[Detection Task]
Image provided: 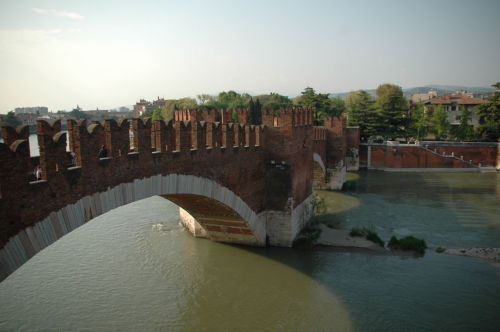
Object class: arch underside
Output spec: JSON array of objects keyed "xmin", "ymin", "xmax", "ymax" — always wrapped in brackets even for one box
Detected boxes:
[
  {"xmin": 163, "ymin": 194, "xmax": 258, "ymax": 245},
  {"xmin": 312, "ymin": 153, "xmax": 327, "ymax": 189},
  {"xmin": 0, "ymin": 174, "xmax": 264, "ymax": 280}
]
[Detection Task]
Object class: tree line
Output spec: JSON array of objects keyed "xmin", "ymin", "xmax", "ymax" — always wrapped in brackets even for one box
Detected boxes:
[
  {"xmin": 3, "ymin": 83, "xmax": 497, "ymax": 142},
  {"xmin": 142, "ymin": 83, "xmax": 499, "ymax": 142},
  {"xmin": 142, "ymin": 88, "xmax": 346, "ymax": 126},
  {"xmin": 345, "ymin": 82, "xmax": 499, "ymax": 142}
]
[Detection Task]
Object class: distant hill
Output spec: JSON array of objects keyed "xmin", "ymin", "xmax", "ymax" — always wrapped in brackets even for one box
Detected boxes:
[{"xmin": 330, "ymin": 84, "xmax": 495, "ymax": 99}]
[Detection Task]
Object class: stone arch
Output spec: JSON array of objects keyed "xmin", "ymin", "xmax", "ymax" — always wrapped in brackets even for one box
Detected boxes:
[
  {"xmin": 0, "ymin": 174, "xmax": 265, "ymax": 280},
  {"xmin": 312, "ymin": 153, "xmax": 327, "ymax": 189}
]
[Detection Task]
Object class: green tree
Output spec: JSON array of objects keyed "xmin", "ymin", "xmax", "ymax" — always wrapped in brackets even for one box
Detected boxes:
[
  {"xmin": 345, "ymin": 90, "xmax": 380, "ymax": 139},
  {"xmin": 140, "ymin": 109, "xmax": 154, "ymax": 119},
  {"xmin": 255, "ymin": 99, "xmax": 262, "ymax": 124},
  {"xmin": 248, "ymin": 97, "xmax": 262, "ymax": 125},
  {"xmin": 294, "ymin": 87, "xmax": 339, "ymax": 125},
  {"xmin": 68, "ymin": 106, "xmax": 89, "ymax": 120},
  {"xmin": 410, "ymin": 104, "xmax": 429, "ymax": 140},
  {"xmin": 477, "ymin": 82, "xmax": 500, "ymax": 141},
  {"xmin": 176, "ymin": 97, "xmax": 198, "ymax": 110},
  {"xmin": 0, "ymin": 111, "xmax": 21, "ymax": 127},
  {"xmin": 375, "ymin": 83, "xmax": 408, "ymax": 139},
  {"xmin": 252, "ymin": 93, "xmax": 291, "ymax": 117},
  {"xmin": 431, "ymin": 105, "xmax": 450, "ymax": 140},
  {"xmin": 196, "ymin": 94, "xmax": 214, "ymax": 105},
  {"xmin": 329, "ymin": 97, "xmax": 346, "ymax": 118},
  {"xmin": 151, "ymin": 108, "xmax": 164, "ymax": 121},
  {"xmin": 453, "ymin": 106, "xmax": 475, "ymax": 141},
  {"xmin": 214, "ymin": 91, "xmax": 250, "ymax": 110},
  {"xmin": 267, "ymin": 92, "xmax": 292, "ymax": 110},
  {"xmin": 153, "ymin": 98, "xmax": 199, "ymax": 122}
]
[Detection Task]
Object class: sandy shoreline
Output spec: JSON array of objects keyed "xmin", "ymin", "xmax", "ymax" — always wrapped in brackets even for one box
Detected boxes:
[
  {"xmin": 314, "ymin": 225, "xmax": 500, "ymax": 266},
  {"xmin": 444, "ymin": 248, "xmax": 500, "ymax": 266},
  {"xmin": 315, "ymin": 224, "xmax": 384, "ymax": 251}
]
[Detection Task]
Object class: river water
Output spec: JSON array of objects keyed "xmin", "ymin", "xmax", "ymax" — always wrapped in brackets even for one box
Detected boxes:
[{"xmin": 0, "ymin": 172, "xmax": 499, "ymax": 331}]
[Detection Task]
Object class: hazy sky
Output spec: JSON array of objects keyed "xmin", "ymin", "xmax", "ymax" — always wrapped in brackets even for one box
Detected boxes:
[{"xmin": 0, "ymin": 0, "xmax": 499, "ymax": 112}]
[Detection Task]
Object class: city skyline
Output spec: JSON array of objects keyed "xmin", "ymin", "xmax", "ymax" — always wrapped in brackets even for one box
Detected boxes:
[{"xmin": 1, "ymin": 0, "xmax": 499, "ymax": 113}]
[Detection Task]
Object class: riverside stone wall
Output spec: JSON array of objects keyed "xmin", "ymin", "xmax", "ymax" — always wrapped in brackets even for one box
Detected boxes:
[{"xmin": 360, "ymin": 142, "xmax": 499, "ymax": 170}]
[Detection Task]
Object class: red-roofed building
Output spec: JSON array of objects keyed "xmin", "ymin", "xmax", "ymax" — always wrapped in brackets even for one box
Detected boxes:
[{"xmin": 427, "ymin": 92, "xmax": 486, "ymax": 127}]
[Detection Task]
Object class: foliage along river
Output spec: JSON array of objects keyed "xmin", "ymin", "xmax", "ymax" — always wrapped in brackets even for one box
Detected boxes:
[{"xmin": 0, "ymin": 171, "xmax": 499, "ymax": 331}]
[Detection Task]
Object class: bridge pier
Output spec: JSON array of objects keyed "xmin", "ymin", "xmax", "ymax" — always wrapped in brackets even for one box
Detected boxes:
[
  {"xmin": 179, "ymin": 208, "xmax": 208, "ymax": 239},
  {"xmin": 263, "ymin": 194, "xmax": 314, "ymax": 247},
  {"xmin": 179, "ymin": 195, "xmax": 314, "ymax": 248},
  {"xmin": 325, "ymin": 164, "xmax": 347, "ymax": 190}
]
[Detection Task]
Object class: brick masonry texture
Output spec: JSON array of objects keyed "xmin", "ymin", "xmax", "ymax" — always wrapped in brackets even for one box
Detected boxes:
[
  {"xmin": 359, "ymin": 143, "xmax": 498, "ymax": 169},
  {"xmin": 0, "ymin": 109, "xmax": 357, "ymax": 252}
]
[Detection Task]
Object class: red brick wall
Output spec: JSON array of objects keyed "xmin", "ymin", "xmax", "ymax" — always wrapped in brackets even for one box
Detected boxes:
[
  {"xmin": 313, "ymin": 118, "xmax": 360, "ymax": 169},
  {"xmin": 0, "ymin": 108, "xmax": 360, "ymax": 249},
  {"xmin": 368, "ymin": 145, "xmax": 477, "ymax": 168},
  {"xmin": 0, "ymin": 119, "xmax": 267, "ymax": 248},
  {"xmin": 430, "ymin": 146, "xmax": 497, "ymax": 167}
]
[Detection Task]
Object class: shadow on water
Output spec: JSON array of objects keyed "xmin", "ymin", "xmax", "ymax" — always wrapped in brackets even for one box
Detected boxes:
[
  {"xmin": 230, "ymin": 241, "xmax": 500, "ymax": 332},
  {"xmin": 227, "ymin": 170, "xmax": 500, "ymax": 332}
]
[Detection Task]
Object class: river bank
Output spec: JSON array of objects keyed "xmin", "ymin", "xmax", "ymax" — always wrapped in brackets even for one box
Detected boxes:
[
  {"xmin": 311, "ymin": 172, "xmax": 500, "ymax": 266},
  {"xmin": 444, "ymin": 248, "xmax": 500, "ymax": 266},
  {"xmin": 314, "ymin": 223, "xmax": 500, "ymax": 266},
  {"xmin": 315, "ymin": 224, "xmax": 384, "ymax": 251}
]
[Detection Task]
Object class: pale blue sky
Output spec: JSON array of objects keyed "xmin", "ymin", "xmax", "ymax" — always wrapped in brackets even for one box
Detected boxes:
[{"xmin": 0, "ymin": 0, "xmax": 499, "ymax": 112}]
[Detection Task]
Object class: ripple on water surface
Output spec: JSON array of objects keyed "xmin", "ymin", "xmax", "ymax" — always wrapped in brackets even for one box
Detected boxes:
[{"xmin": 0, "ymin": 196, "xmax": 352, "ymax": 331}]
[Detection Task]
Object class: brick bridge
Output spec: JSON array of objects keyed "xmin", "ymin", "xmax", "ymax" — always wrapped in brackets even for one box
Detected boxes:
[{"xmin": 0, "ymin": 108, "xmax": 359, "ymax": 280}]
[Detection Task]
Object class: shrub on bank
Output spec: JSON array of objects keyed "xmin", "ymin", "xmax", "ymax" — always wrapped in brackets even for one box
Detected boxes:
[
  {"xmin": 349, "ymin": 227, "xmax": 367, "ymax": 237},
  {"xmin": 366, "ymin": 231, "xmax": 385, "ymax": 247},
  {"xmin": 349, "ymin": 227, "xmax": 384, "ymax": 247},
  {"xmin": 389, "ymin": 236, "xmax": 427, "ymax": 254},
  {"xmin": 293, "ymin": 227, "xmax": 322, "ymax": 248},
  {"xmin": 312, "ymin": 194, "xmax": 327, "ymax": 216}
]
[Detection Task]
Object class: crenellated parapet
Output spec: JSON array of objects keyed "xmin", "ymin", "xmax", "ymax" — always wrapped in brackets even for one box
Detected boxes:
[
  {"xmin": 67, "ymin": 119, "xmax": 105, "ymax": 168},
  {"xmin": 313, "ymin": 127, "xmax": 327, "ymax": 141},
  {"xmin": 0, "ymin": 140, "xmax": 32, "ymax": 194},
  {"xmin": 131, "ymin": 118, "xmax": 152, "ymax": 157},
  {"xmin": 1, "ymin": 125, "xmax": 30, "ymax": 150},
  {"xmin": 324, "ymin": 116, "xmax": 345, "ymax": 136},
  {"xmin": 105, "ymin": 119, "xmax": 130, "ymax": 158},
  {"xmin": 237, "ymin": 109, "xmax": 249, "ymax": 125},
  {"xmin": 262, "ymin": 108, "xmax": 313, "ymax": 134},
  {"xmin": 152, "ymin": 120, "xmax": 175, "ymax": 153},
  {"xmin": 191, "ymin": 121, "xmax": 207, "ymax": 151},
  {"xmin": 37, "ymin": 120, "xmax": 68, "ymax": 180},
  {"xmin": 174, "ymin": 109, "xmax": 219, "ymax": 123},
  {"xmin": 174, "ymin": 121, "xmax": 192, "ymax": 152}
]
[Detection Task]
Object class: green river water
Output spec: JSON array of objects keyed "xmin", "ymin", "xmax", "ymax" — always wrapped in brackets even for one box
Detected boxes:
[{"xmin": 0, "ymin": 171, "xmax": 499, "ymax": 331}]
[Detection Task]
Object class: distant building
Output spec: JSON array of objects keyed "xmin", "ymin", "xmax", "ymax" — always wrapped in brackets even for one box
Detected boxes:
[
  {"xmin": 14, "ymin": 106, "xmax": 48, "ymax": 115},
  {"xmin": 428, "ymin": 91, "xmax": 485, "ymax": 127},
  {"xmin": 133, "ymin": 97, "xmax": 167, "ymax": 118},
  {"xmin": 411, "ymin": 90, "xmax": 438, "ymax": 104},
  {"xmin": 16, "ymin": 113, "xmax": 41, "ymax": 126}
]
